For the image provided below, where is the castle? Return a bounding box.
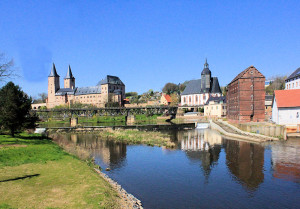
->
[47,63,125,108]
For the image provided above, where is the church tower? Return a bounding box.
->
[64,65,75,89]
[47,63,60,108]
[201,59,211,93]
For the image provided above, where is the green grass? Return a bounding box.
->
[0,134,121,208]
[99,129,176,148]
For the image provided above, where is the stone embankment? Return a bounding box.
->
[210,120,280,142]
[94,169,143,209]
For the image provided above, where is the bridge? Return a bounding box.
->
[32,106,178,120]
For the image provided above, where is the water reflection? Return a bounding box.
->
[55,134,127,169]
[271,139,300,183]
[225,140,264,190]
[177,129,222,179]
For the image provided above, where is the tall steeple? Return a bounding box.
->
[64,65,75,89]
[65,65,74,79]
[49,63,59,77]
[201,59,212,92]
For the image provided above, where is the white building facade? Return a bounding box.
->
[272,90,300,125]
[285,67,300,90]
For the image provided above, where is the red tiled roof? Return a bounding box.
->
[274,89,300,108]
[164,94,172,103]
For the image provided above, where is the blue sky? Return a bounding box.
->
[0,0,299,97]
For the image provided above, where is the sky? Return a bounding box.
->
[0,0,299,98]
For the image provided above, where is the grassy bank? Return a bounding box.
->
[0,133,121,209]
[99,129,176,148]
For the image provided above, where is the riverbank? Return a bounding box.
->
[210,120,280,142]
[51,128,177,148]
[0,133,127,208]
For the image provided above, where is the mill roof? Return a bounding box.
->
[286,67,300,81]
[97,75,124,86]
[274,89,300,108]
[228,66,264,85]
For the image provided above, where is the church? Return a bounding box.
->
[181,60,222,106]
[47,63,125,108]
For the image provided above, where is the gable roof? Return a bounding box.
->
[274,89,300,108]
[97,75,124,86]
[228,66,264,85]
[181,79,202,95]
[75,86,101,95]
[181,77,222,95]
[211,77,222,93]
[205,96,226,105]
[55,88,76,95]
[286,67,300,81]
[163,94,172,103]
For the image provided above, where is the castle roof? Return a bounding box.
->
[75,86,101,95]
[65,65,74,79]
[97,75,124,86]
[55,88,76,96]
[49,63,59,77]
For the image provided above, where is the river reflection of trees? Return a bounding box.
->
[55,134,127,169]
[176,129,265,190]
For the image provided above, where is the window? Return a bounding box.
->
[196,96,198,102]
[216,106,218,110]
[293,83,294,88]
[184,97,186,103]
[189,96,191,103]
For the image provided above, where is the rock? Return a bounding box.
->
[105,167,111,171]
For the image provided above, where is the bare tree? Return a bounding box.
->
[0,53,16,82]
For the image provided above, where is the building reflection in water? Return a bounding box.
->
[271,139,300,183]
[177,129,222,179]
[225,139,264,191]
[61,134,127,169]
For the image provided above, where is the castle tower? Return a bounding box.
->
[201,59,211,93]
[47,63,60,108]
[64,65,75,89]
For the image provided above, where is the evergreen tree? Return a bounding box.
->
[0,82,37,136]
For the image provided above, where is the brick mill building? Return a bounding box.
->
[227,66,265,122]
[181,60,222,106]
[47,63,125,108]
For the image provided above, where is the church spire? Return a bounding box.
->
[65,65,74,79]
[204,58,209,69]
[49,63,59,77]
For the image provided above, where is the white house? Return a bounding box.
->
[272,89,300,125]
[285,67,300,90]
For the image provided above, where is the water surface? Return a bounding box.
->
[55,129,300,209]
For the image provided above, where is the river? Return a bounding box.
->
[54,129,300,209]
